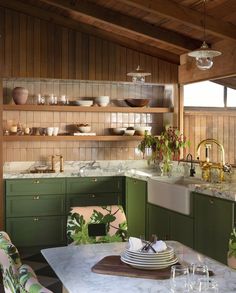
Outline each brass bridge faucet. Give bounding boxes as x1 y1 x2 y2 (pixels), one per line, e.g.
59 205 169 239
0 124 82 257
196 138 226 182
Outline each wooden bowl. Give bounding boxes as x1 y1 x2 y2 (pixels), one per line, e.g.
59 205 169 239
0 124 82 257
124 99 150 107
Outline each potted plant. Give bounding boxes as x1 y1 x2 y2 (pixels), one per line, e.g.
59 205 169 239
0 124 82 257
227 227 236 269
138 126 189 175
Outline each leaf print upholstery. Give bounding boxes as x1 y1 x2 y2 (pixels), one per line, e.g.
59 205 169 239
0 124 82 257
67 205 128 245
0 232 53 293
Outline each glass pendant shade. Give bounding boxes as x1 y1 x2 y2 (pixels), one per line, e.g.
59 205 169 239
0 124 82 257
127 65 151 83
188 41 221 70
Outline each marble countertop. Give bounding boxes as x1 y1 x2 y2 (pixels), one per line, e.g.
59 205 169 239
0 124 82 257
3 160 236 201
41 241 236 293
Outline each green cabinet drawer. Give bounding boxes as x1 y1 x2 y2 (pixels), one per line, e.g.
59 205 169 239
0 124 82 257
6 194 65 217
6 178 65 195
66 177 122 194
67 193 122 210
6 216 66 247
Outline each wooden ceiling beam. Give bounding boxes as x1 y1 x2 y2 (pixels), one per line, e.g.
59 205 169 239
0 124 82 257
40 0 202 51
118 0 236 41
0 0 179 64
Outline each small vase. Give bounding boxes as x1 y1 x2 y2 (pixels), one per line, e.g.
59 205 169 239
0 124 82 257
227 253 236 269
12 87 28 105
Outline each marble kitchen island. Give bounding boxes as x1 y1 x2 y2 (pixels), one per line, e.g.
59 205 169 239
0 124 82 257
42 241 236 293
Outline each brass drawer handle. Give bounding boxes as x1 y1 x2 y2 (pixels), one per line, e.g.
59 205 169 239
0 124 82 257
33 218 39 222
34 180 40 184
209 199 214 204
92 178 98 182
90 194 96 198
33 196 40 200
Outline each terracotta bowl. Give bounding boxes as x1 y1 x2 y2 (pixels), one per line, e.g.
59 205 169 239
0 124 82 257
12 87 28 105
124 99 150 107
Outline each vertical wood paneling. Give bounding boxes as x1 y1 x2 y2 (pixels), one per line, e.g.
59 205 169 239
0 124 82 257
0 80 3 229
184 111 236 164
0 7 178 82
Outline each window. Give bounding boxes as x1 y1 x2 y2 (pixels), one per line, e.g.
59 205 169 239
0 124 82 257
226 87 236 107
184 81 224 107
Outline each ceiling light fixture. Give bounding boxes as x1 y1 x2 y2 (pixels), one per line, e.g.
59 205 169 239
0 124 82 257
127 65 151 83
188 0 221 70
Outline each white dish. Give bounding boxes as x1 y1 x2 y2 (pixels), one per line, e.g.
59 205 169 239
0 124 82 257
111 127 126 135
95 96 110 107
120 255 178 270
125 246 174 257
77 125 91 133
134 126 152 136
75 100 93 107
124 129 135 136
122 253 175 264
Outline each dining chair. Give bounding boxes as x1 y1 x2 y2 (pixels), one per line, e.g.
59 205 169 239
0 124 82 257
0 231 53 293
67 205 128 245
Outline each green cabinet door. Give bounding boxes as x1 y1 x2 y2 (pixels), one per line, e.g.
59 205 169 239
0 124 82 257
194 193 234 264
170 211 194 248
126 177 146 238
6 194 65 217
147 203 170 241
6 216 65 247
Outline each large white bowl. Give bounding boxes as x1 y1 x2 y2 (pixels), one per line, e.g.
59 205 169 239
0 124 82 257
134 126 152 136
110 127 126 135
77 125 91 133
76 100 93 107
95 96 110 107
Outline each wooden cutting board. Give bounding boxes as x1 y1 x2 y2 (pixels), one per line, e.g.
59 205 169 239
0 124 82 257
91 255 177 280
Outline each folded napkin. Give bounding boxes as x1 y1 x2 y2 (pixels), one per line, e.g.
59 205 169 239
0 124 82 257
128 237 167 253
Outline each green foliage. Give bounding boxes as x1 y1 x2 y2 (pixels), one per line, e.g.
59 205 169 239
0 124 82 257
229 227 236 258
138 126 190 168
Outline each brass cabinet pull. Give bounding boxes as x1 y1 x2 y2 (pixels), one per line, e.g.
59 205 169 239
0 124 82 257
34 180 40 184
90 194 96 198
33 196 40 200
92 178 97 182
209 199 214 204
33 218 39 222
133 180 137 184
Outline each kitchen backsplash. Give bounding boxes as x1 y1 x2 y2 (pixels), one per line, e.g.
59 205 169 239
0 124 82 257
3 78 174 162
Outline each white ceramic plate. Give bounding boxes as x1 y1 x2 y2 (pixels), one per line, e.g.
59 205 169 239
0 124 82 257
125 246 174 257
122 252 175 263
120 255 178 270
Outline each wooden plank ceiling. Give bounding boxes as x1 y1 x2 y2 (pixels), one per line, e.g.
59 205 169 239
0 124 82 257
1 0 236 65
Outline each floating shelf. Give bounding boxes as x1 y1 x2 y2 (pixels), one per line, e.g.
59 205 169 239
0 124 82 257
3 104 173 113
2 135 145 142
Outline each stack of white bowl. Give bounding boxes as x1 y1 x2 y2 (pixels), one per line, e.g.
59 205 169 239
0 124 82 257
95 96 110 107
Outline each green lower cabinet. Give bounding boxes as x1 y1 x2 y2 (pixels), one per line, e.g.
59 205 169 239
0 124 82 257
147 203 194 247
170 212 194 248
194 193 234 264
147 203 170 240
126 177 147 238
67 192 123 211
6 216 65 247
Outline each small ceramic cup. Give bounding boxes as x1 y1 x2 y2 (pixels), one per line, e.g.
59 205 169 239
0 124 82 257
47 127 54 136
53 127 59 136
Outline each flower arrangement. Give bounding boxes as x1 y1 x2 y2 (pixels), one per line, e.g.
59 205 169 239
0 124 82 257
138 126 190 174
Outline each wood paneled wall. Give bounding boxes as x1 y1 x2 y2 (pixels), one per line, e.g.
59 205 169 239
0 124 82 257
0 7 178 83
184 110 236 164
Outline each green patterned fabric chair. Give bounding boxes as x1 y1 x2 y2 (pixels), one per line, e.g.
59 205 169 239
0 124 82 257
0 231 53 293
67 205 128 245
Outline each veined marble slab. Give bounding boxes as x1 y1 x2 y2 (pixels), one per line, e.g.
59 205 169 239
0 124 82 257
42 241 236 293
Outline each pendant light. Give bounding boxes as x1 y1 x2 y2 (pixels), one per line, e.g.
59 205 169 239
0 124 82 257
127 65 151 83
188 0 221 70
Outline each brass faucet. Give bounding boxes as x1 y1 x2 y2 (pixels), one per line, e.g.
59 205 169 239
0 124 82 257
56 155 64 172
50 155 56 172
196 138 226 182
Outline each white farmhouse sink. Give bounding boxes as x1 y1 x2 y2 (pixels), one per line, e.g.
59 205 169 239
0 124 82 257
147 176 201 215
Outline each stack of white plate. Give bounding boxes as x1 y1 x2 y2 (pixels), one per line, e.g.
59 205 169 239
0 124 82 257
120 246 178 270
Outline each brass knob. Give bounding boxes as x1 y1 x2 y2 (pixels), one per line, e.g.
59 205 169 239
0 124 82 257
33 196 40 200
34 180 40 184
33 218 39 221
92 178 97 182
90 194 96 198
209 199 214 204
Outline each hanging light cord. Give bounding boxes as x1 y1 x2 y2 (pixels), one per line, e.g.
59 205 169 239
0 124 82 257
203 0 206 42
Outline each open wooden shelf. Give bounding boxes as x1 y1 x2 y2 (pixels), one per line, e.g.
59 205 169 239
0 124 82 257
3 104 173 113
2 135 144 142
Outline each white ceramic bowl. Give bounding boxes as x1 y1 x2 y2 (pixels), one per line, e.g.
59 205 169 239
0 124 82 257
78 125 91 133
124 129 135 136
110 127 126 135
76 100 93 107
134 126 152 136
95 96 110 107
